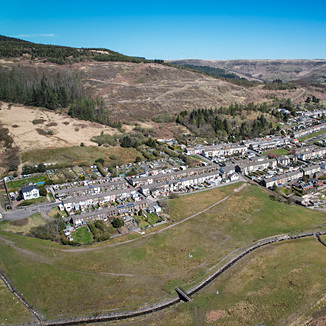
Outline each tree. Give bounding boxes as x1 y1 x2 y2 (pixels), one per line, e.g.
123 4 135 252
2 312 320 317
111 218 124 228
120 135 132 147
37 163 46 172
38 186 47 197
95 158 104 164
272 183 278 192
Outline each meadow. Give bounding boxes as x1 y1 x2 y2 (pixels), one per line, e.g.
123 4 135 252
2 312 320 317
0 183 326 324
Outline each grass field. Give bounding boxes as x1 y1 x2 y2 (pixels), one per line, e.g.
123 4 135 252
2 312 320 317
262 148 289 156
299 129 326 142
71 227 93 244
6 175 47 192
0 213 45 235
0 183 326 322
21 146 141 166
125 238 326 326
0 280 32 325
146 213 161 225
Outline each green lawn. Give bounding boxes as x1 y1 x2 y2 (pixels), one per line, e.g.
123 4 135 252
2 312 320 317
18 196 47 206
190 155 206 162
299 129 326 142
139 218 150 229
0 184 325 321
71 226 93 244
146 213 161 225
0 280 32 325
262 148 289 156
6 175 47 192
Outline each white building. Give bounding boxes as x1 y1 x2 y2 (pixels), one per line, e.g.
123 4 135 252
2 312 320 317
21 185 40 201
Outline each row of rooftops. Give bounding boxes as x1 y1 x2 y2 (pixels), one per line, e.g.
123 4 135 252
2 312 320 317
61 188 139 206
53 179 127 196
127 164 219 186
185 136 292 157
293 122 326 139
262 163 322 188
71 200 148 226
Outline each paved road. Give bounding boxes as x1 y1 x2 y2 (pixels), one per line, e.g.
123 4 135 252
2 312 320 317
1 202 58 221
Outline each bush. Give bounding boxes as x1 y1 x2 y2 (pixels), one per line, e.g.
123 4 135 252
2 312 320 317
111 218 124 228
169 192 180 199
38 186 47 197
95 162 106 177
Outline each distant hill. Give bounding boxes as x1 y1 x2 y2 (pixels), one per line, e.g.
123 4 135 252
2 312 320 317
0 35 161 65
1 35 326 122
170 59 326 83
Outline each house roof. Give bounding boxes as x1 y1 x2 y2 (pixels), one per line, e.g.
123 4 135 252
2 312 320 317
21 185 38 193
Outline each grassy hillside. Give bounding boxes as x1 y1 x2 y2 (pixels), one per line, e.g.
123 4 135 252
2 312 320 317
0 184 326 323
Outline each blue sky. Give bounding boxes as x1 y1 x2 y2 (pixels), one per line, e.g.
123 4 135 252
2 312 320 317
1 0 326 60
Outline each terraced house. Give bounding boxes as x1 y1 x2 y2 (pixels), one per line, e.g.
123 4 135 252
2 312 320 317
127 165 219 187
262 170 304 188
295 146 326 161
53 179 129 200
235 158 277 174
71 200 148 227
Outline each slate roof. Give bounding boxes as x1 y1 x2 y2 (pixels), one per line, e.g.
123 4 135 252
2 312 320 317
21 185 38 193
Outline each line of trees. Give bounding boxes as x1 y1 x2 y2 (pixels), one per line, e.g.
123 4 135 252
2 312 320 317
0 67 83 110
0 66 123 128
68 97 114 126
176 107 276 140
0 35 163 65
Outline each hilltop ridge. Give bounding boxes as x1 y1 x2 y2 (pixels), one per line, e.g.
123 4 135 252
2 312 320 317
170 59 326 83
0 35 160 65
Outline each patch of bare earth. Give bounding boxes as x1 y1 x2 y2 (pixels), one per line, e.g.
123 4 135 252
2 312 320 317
0 102 119 150
307 306 326 326
206 310 226 323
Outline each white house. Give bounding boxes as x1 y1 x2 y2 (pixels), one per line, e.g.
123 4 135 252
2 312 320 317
21 185 40 201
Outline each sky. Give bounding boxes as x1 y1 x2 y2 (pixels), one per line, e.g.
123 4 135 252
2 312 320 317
1 0 326 60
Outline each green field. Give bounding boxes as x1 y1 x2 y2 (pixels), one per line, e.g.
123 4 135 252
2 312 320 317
262 148 289 156
21 146 141 166
0 280 32 325
132 238 326 326
0 183 326 323
0 213 46 235
299 129 326 142
6 175 47 192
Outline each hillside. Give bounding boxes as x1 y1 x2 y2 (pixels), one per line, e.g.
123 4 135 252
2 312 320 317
0 35 155 64
170 59 326 83
77 61 266 120
1 36 326 123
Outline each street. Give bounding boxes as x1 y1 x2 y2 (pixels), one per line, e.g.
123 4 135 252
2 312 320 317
1 202 58 221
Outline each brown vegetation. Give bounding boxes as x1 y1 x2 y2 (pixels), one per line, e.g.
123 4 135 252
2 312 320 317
171 59 326 83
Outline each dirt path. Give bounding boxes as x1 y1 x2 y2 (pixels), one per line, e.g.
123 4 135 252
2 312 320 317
0 235 143 278
292 88 306 101
61 182 248 253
